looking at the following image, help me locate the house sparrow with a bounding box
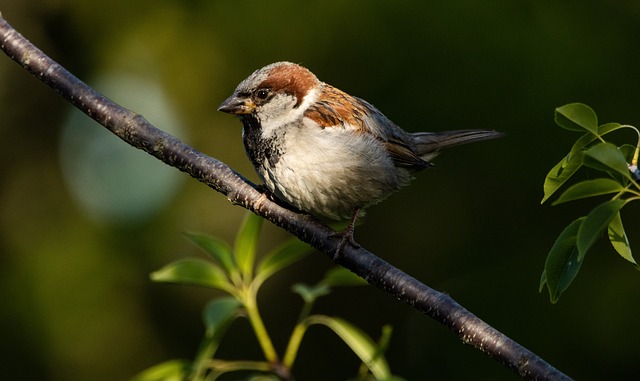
[219,62,502,240]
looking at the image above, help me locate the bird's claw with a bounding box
[331,209,361,261]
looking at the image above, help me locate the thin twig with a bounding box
[0,14,572,381]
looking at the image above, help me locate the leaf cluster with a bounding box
[540,103,640,303]
[131,212,404,381]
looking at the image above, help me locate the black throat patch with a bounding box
[240,115,282,169]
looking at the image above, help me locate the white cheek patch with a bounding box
[295,86,320,115]
[259,87,321,139]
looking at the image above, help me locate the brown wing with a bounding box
[303,84,371,130]
[304,84,431,170]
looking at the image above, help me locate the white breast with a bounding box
[259,122,412,220]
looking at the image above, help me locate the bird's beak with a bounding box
[217,95,255,115]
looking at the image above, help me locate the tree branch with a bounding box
[0,14,572,381]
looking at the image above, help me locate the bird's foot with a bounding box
[330,209,361,261]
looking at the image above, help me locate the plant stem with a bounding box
[282,320,308,368]
[189,336,218,381]
[620,124,640,166]
[205,359,272,377]
[282,296,316,367]
[244,289,279,363]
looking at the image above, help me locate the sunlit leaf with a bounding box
[150,258,233,292]
[577,199,627,260]
[308,315,391,379]
[255,239,312,285]
[129,359,190,381]
[555,103,598,134]
[234,212,263,281]
[568,132,597,156]
[562,123,622,165]
[553,178,624,205]
[541,151,583,203]
[597,122,626,137]
[320,267,368,287]
[583,143,632,181]
[543,121,625,203]
[183,231,235,274]
[608,212,637,266]
[543,218,584,303]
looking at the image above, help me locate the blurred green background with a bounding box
[1,1,640,380]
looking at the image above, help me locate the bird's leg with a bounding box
[255,184,304,214]
[332,208,361,261]
[255,184,278,202]
[253,185,279,213]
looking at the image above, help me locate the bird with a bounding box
[218,61,502,245]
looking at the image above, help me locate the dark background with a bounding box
[1,1,639,380]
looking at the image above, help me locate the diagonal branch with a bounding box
[0,14,572,381]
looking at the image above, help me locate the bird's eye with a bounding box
[255,89,270,100]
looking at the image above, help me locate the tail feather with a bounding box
[411,129,504,160]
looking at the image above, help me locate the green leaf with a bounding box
[292,283,331,303]
[555,103,598,134]
[553,178,624,205]
[561,123,624,161]
[563,123,622,162]
[320,267,368,287]
[538,270,547,293]
[189,297,243,372]
[150,258,233,292]
[129,359,190,381]
[183,232,236,274]
[608,212,637,266]
[190,298,244,380]
[541,151,584,203]
[542,124,626,204]
[203,297,243,335]
[583,142,632,181]
[597,122,626,138]
[577,199,627,260]
[235,212,263,281]
[255,239,312,285]
[568,131,598,156]
[543,218,585,303]
[308,315,391,380]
